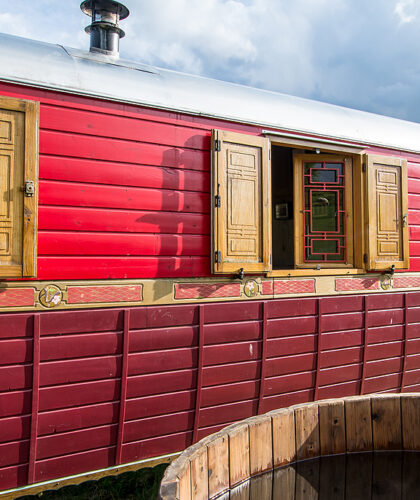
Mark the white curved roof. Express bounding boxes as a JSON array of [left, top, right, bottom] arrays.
[[1, 32, 420, 153]]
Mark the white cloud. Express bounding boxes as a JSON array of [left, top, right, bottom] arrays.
[[1, 0, 420, 122]]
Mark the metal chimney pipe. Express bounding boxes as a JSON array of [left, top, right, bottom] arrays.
[[80, 0, 129, 56]]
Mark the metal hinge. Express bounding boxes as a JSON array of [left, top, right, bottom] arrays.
[[24, 180, 35, 197], [215, 195, 221, 208], [362, 163, 366, 173], [215, 139, 221, 152], [363, 253, 368, 264], [215, 251, 221, 264]]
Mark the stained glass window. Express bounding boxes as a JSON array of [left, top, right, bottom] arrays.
[[303, 161, 347, 262]]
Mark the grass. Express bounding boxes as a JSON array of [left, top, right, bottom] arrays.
[[20, 464, 168, 500]]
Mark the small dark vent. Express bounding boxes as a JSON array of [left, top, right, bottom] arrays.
[[81, 0, 129, 56]]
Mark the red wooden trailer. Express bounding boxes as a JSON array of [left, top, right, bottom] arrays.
[[1, 1, 420, 496]]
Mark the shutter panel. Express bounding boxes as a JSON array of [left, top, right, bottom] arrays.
[[365, 154, 409, 270], [212, 130, 270, 274], [0, 99, 38, 278]]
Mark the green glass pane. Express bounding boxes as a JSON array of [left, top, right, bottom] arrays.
[[310, 169, 337, 183], [309, 191, 338, 232], [304, 162, 322, 176], [312, 239, 338, 254], [326, 248, 345, 261]]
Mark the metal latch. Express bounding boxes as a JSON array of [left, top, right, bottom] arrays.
[[215, 195, 221, 208], [25, 180, 35, 197], [402, 213, 408, 227]]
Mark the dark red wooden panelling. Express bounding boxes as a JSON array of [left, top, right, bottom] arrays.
[[1, 294, 420, 493]]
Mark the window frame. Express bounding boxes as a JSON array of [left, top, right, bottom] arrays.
[[212, 130, 409, 277]]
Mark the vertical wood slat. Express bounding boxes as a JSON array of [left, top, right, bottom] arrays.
[[401, 395, 420, 450], [271, 408, 296, 468], [228, 423, 250, 487], [401, 293, 408, 392], [115, 309, 130, 465], [28, 313, 41, 484], [295, 403, 320, 461], [371, 395, 402, 450], [190, 447, 208, 500], [207, 434, 229, 498], [314, 299, 322, 401], [319, 399, 346, 456], [249, 415, 273, 476], [360, 295, 369, 395], [345, 396, 372, 452], [193, 304, 205, 444], [257, 301, 268, 414]]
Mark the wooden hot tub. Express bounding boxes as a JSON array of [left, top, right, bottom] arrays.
[[159, 393, 420, 499]]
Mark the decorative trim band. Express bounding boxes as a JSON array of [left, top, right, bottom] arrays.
[[1, 272, 420, 312]]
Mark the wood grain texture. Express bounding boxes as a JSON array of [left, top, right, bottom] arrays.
[[248, 416, 272, 475], [207, 434, 229, 499], [190, 447, 208, 500], [371, 395, 402, 450], [294, 403, 320, 460], [345, 396, 373, 452], [271, 408, 296, 468], [228, 424, 250, 487], [401, 394, 420, 450], [318, 399, 346, 456]]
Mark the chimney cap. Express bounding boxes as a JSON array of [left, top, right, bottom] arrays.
[[80, 0, 130, 21]]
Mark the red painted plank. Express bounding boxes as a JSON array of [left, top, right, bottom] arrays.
[[260, 389, 313, 414], [127, 370, 196, 399], [129, 304, 198, 330], [0, 390, 31, 418], [37, 256, 209, 280], [130, 326, 197, 352], [322, 313, 364, 333], [204, 302, 261, 324], [39, 379, 120, 412], [39, 156, 209, 192], [401, 369, 420, 387], [41, 333, 122, 361], [0, 338, 32, 365], [317, 380, 359, 400], [320, 346, 363, 368], [265, 371, 315, 396], [39, 232, 209, 257], [407, 307, 420, 323], [40, 104, 210, 150], [366, 341, 404, 361], [365, 357, 403, 378], [318, 364, 361, 386], [129, 348, 197, 376], [39, 180, 209, 214], [125, 391, 196, 421], [36, 446, 116, 483], [201, 381, 259, 408], [368, 325, 404, 344], [406, 354, 420, 371], [204, 342, 261, 366], [203, 361, 260, 387], [0, 315, 34, 339], [40, 309, 122, 336], [267, 335, 317, 358], [0, 415, 31, 444], [321, 296, 363, 314], [40, 130, 209, 171], [407, 338, 420, 354], [266, 353, 316, 378], [320, 330, 363, 350], [37, 425, 118, 461], [121, 431, 192, 464], [364, 373, 401, 393], [38, 402, 120, 436], [39, 206, 209, 235], [368, 294, 404, 310], [199, 399, 258, 428], [0, 464, 28, 490], [204, 321, 261, 345], [0, 440, 29, 468], [0, 365, 31, 394], [124, 411, 194, 443], [406, 293, 420, 307], [266, 298, 317, 319], [267, 316, 317, 338], [40, 356, 121, 387]]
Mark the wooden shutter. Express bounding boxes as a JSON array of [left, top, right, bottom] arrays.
[[0, 97, 38, 278], [365, 154, 409, 270], [212, 130, 270, 274]]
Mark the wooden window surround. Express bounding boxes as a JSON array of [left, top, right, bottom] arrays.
[[212, 129, 409, 277], [0, 96, 39, 278]]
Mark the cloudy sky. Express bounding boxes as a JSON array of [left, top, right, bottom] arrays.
[[1, 0, 420, 122]]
